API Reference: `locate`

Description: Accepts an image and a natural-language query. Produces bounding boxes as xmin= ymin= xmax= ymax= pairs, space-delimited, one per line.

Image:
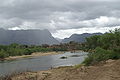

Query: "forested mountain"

xmin=0 ymin=29 xmax=59 ymax=45
xmin=62 ymin=33 xmax=102 ymax=43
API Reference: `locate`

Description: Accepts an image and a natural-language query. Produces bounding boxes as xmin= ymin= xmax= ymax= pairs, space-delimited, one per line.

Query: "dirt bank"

xmin=10 ymin=59 xmax=120 ymax=80
xmin=5 ymin=51 xmax=64 ymax=61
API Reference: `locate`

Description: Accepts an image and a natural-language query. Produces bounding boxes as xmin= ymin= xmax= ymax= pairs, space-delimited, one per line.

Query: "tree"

xmin=0 ymin=49 xmax=8 ymax=59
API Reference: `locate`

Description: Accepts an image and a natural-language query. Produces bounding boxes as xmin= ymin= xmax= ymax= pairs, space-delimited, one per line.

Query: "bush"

xmin=83 ymin=47 xmax=120 ymax=66
xmin=0 ymin=50 xmax=8 ymax=59
xmin=83 ymin=28 xmax=120 ymax=65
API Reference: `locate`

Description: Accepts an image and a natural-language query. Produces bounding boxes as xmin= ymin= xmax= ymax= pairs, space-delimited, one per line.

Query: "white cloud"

xmin=8 ymin=27 xmax=22 ymax=30
xmin=52 ymin=26 xmax=120 ymax=39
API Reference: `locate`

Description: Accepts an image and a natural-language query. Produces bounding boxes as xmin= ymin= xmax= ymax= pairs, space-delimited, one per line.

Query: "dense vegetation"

xmin=83 ymin=28 xmax=120 ymax=65
xmin=0 ymin=44 xmax=51 ymax=59
xmin=0 ymin=41 xmax=81 ymax=59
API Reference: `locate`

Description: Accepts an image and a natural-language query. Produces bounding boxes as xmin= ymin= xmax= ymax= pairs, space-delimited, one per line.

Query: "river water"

xmin=0 ymin=51 xmax=88 ymax=76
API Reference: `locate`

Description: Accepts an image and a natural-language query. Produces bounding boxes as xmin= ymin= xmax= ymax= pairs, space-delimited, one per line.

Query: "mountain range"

xmin=0 ymin=28 xmax=59 ymax=45
xmin=61 ymin=33 xmax=102 ymax=43
xmin=0 ymin=28 xmax=103 ymax=45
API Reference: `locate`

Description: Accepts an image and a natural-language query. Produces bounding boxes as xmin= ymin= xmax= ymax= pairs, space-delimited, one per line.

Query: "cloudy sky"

xmin=0 ymin=0 xmax=120 ymax=39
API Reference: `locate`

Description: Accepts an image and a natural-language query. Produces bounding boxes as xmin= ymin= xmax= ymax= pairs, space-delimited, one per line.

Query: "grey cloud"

xmin=0 ymin=0 xmax=120 ymax=32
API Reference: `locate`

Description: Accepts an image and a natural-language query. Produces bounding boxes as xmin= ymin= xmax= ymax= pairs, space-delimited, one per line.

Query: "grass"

xmin=73 ymin=64 xmax=83 ymax=69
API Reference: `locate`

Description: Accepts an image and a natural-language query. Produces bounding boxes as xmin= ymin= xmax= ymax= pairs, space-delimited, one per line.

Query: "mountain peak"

xmin=62 ymin=33 xmax=102 ymax=43
xmin=0 ymin=29 xmax=59 ymax=45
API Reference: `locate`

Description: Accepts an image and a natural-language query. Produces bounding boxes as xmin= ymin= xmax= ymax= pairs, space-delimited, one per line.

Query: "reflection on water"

xmin=0 ymin=52 xmax=88 ymax=76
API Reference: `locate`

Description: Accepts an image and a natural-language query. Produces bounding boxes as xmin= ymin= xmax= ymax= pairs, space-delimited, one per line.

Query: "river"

xmin=0 ymin=51 xmax=88 ymax=76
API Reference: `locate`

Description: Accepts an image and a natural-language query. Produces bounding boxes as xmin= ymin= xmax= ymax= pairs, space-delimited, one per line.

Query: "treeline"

xmin=0 ymin=44 xmax=49 ymax=59
xmin=83 ymin=28 xmax=120 ymax=65
xmin=0 ymin=41 xmax=82 ymax=59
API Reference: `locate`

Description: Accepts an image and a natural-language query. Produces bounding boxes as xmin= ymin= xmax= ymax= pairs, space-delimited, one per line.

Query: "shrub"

xmin=83 ymin=47 xmax=120 ymax=66
xmin=0 ymin=50 xmax=8 ymax=59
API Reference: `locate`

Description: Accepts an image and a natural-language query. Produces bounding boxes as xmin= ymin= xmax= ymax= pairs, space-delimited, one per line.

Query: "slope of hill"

xmin=55 ymin=38 xmax=62 ymax=42
xmin=62 ymin=33 xmax=102 ymax=43
xmin=0 ymin=29 xmax=59 ymax=45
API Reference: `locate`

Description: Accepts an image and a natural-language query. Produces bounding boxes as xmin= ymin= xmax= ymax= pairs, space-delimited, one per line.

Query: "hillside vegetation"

xmin=83 ymin=28 xmax=120 ymax=65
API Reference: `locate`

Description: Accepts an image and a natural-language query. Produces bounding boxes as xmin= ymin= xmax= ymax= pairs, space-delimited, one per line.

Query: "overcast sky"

xmin=0 ymin=0 xmax=120 ymax=39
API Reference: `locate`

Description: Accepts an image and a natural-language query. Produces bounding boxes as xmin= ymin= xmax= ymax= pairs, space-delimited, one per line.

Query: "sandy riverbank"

xmin=4 ymin=51 xmax=64 ymax=61
xmin=9 ymin=59 xmax=120 ymax=80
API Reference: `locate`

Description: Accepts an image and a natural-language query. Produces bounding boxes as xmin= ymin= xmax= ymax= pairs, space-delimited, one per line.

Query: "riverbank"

xmin=8 ymin=59 xmax=120 ymax=80
xmin=3 ymin=50 xmax=84 ymax=61
xmin=4 ymin=51 xmax=64 ymax=61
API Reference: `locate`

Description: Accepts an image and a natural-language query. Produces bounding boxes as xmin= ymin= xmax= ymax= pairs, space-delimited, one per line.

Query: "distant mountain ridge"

xmin=62 ymin=33 xmax=102 ymax=43
xmin=55 ymin=38 xmax=62 ymax=42
xmin=0 ymin=29 xmax=59 ymax=45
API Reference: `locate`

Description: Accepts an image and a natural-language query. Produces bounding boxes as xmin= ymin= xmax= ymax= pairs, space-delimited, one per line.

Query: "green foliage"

xmin=0 ymin=44 xmax=49 ymax=59
xmin=0 ymin=50 xmax=9 ymax=58
xmin=85 ymin=28 xmax=120 ymax=50
xmin=52 ymin=48 xmax=67 ymax=51
xmin=0 ymin=43 xmax=69 ymax=59
xmin=86 ymin=35 xmax=101 ymax=49
xmin=83 ymin=47 xmax=119 ymax=65
xmin=83 ymin=28 xmax=120 ymax=65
